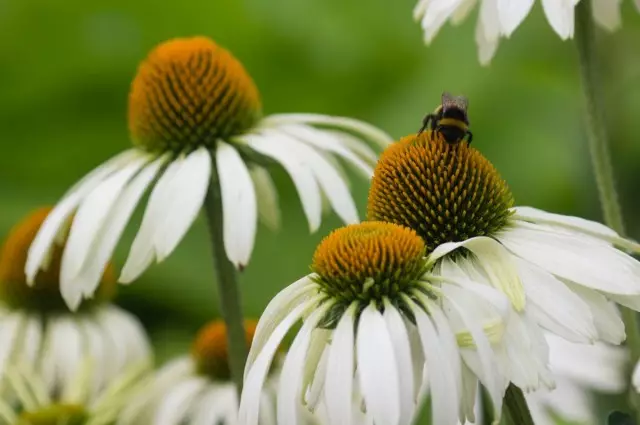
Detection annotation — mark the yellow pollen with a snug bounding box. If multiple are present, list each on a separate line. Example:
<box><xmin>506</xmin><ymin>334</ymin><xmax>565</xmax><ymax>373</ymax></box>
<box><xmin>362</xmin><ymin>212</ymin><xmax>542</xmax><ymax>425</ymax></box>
<box><xmin>0</xmin><ymin>208</ymin><xmax>116</xmax><ymax>311</ymax></box>
<box><xmin>192</xmin><ymin>319</ymin><xmax>258</xmax><ymax>381</ymax></box>
<box><xmin>18</xmin><ymin>404</ymin><xmax>87</xmax><ymax>425</ymax></box>
<box><xmin>128</xmin><ymin>36</ymin><xmax>262</xmax><ymax>152</ymax></box>
<box><xmin>311</xmin><ymin>222</ymin><xmax>426</xmax><ymax>303</ymax></box>
<box><xmin>367</xmin><ymin>131</ymin><xmax>514</xmax><ymax>254</ymax></box>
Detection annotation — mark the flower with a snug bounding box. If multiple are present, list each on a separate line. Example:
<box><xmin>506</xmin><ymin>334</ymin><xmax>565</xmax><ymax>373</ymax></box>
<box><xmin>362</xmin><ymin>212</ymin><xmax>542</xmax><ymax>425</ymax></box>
<box><xmin>0</xmin><ymin>208</ymin><xmax>151</xmax><ymax>398</ymax></box>
<box><xmin>119</xmin><ymin>319</ymin><xmax>281</xmax><ymax>425</ymax></box>
<box><xmin>367</xmin><ymin>131</ymin><xmax>640</xmax><ymax>390</ymax></box>
<box><xmin>413</xmin><ymin>0</ymin><xmax>634</xmax><ymax>65</ymax></box>
<box><xmin>25</xmin><ymin>36</ymin><xmax>392</xmax><ymax>310</ymax></box>
<box><xmin>0</xmin><ymin>358</ymin><xmax>149</xmax><ymax>425</ymax></box>
<box><xmin>527</xmin><ymin>334</ymin><xmax>627</xmax><ymax>425</ymax></box>
<box><xmin>240</xmin><ymin>221</ymin><xmax>515</xmax><ymax>425</ymax></box>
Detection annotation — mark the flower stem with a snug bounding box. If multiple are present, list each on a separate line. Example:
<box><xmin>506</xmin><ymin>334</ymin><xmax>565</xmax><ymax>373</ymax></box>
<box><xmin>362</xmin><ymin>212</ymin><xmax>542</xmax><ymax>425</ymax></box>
<box><xmin>203</xmin><ymin>158</ymin><xmax>248</xmax><ymax>395</ymax></box>
<box><xmin>504</xmin><ymin>383</ymin><xmax>535</xmax><ymax>425</ymax></box>
<box><xmin>575</xmin><ymin>1</ymin><xmax>640</xmax><ymax>419</ymax></box>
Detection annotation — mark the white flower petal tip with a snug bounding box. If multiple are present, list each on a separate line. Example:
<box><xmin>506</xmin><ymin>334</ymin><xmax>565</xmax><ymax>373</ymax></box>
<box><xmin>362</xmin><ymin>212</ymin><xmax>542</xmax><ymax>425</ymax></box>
<box><xmin>497</xmin><ymin>0</ymin><xmax>535</xmax><ymax>36</ymax></box>
<box><xmin>634</xmin><ymin>361</ymin><xmax>640</xmax><ymax>393</ymax></box>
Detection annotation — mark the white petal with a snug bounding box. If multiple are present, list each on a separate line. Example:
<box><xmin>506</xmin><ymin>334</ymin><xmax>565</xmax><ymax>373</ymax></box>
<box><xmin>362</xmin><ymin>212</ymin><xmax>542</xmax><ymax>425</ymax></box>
<box><xmin>266</xmin><ymin>131</ymin><xmax>358</xmax><ymax>225</ymax></box>
<box><xmin>239</xmin><ymin>296</ymin><xmax>319</xmax><ymax>425</ymax></box>
<box><xmin>498</xmin><ymin>0</ymin><xmax>534</xmax><ymax>36</ymax></box>
<box><xmin>512</xmin><ymin>206</ymin><xmax>640</xmax><ymax>252</ymax></box>
<box><xmin>451</xmin><ymin>0</ymin><xmax>477</xmax><ymax>25</ymax></box>
<box><xmin>430</xmin><ymin>236</ymin><xmax>526</xmax><ymax>311</ymax></box>
<box><xmin>634</xmin><ymin>361</ymin><xmax>640</xmax><ymax>392</ymax></box>
<box><xmin>21</xmin><ymin>315</ymin><xmax>43</xmax><ymax>366</ymax></box>
<box><xmin>247</xmin><ymin>276</ymin><xmax>316</xmax><ymax>378</ymax></box>
<box><xmin>541</xmin><ymin>0</ymin><xmax>577</xmax><ymax>39</ymax></box>
<box><xmin>154</xmin><ymin>147</ymin><xmax>211</xmax><ymax>261</ymax></box>
<box><xmin>413</xmin><ymin>0</ymin><xmax>429</xmax><ymax>20</ymax></box>
<box><xmin>119</xmin><ymin>157</ymin><xmax>183</xmax><ymax>283</ymax></box>
<box><xmin>260</xmin><ymin>113</ymin><xmax>392</xmax><ymax>149</ymax></box>
<box><xmin>498</xmin><ymin>222</ymin><xmax>640</xmax><ymax>295</ymax></box>
<box><xmin>565</xmin><ymin>283</ymin><xmax>625</xmax><ymax>344</ymax></box>
<box><xmin>61</xmin><ymin>154</ymin><xmax>149</xmax><ymax>287</ymax></box>
<box><xmin>47</xmin><ymin>317</ymin><xmax>84</xmax><ymax>395</ymax></box>
<box><xmin>421</xmin><ymin>0</ymin><xmax>467</xmax><ymax>43</ymax></box>
<box><xmin>459</xmin><ymin>363</ymin><xmax>479</xmax><ymax>423</ymax></box>
<box><xmin>278</xmin><ymin>124</ymin><xmax>373</xmax><ymax>177</ymax></box>
<box><xmin>475</xmin><ymin>0</ymin><xmax>501</xmax><ymax>65</ymax></box>
<box><xmin>357</xmin><ymin>304</ymin><xmax>400</xmax><ymax>425</ymax></box>
<box><xmin>154</xmin><ymin>377</ymin><xmax>208</xmax><ymax>425</ymax></box>
<box><xmin>326</xmin><ymin>130</ymin><xmax>379</xmax><ymax>165</ymax></box>
<box><xmin>0</xmin><ymin>313</ymin><xmax>22</xmax><ymax>378</ymax></box>
<box><xmin>191</xmin><ymin>386</ymin><xmax>237</xmax><ymax>425</ymax></box>
<box><xmin>97</xmin><ymin>306</ymin><xmax>151</xmax><ymax>363</ymax></box>
<box><xmin>246</xmin><ymin>133</ymin><xmax>322</xmax><ymax>232</ymax></box>
<box><xmin>78</xmin><ymin>318</ymin><xmax>108</xmax><ymax>397</ymax></box>
<box><xmin>277</xmin><ymin>306</ymin><xmax>326</xmax><ymax>425</ymax></box>
<box><xmin>217</xmin><ymin>143</ymin><xmax>258</xmax><ymax>268</ymax></box>
<box><xmin>250</xmin><ymin>167</ymin><xmax>281</xmax><ymax>231</ymax></box>
<box><xmin>411</xmin><ymin>302</ymin><xmax>459</xmax><ymax>425</ymax></box>
<box><xmin>383</xmin><ymin>301</ymin><xmax>415</xmax><ymax>425</ymax></box>
<box><xmin>442</xmin><ymin>293</ymin><xmax>503</xmax><ymax>420</ymax></box>
<box><xmin>25</xmin><ymin>150</ymin><xmax>138</xmax><ymax>284</ymax></box>
<box><xmin>592</xmin><ymin>0</ymin><xmax>622</xmax><ymax>31</ymax></box>
<box><xmin>325</xmin><ymin>304</ymin><xmax>356</xmax><ymax>425</ymax></box>
<box><xmin>515</xmin><ymin>258</ymin><xmax>597</xmax><ymax>343</ymax></box>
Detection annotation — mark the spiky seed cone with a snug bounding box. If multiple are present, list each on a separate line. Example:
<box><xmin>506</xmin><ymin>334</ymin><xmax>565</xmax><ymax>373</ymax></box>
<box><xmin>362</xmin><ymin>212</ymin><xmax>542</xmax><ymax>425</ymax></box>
<box><xmin>367</xmin><ymin>132</ymin><xmax>514</xmax><ymax>254</ymax></box>
<box><xmin>128</xmin><ymin>37</ymin><xmax>262</xmax><ymax>152</ymax></box>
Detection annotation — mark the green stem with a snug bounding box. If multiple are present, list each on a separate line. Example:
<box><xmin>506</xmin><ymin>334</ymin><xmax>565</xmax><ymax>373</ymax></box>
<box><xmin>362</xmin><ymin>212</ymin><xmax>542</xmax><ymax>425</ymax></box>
<box><xmin>504</xmin><ymin>383</ymin><xmax>535</xmax><ymax>425</ymax></box>
<box><xmin>575</xmin><ymin>1</ymin><xmax>640</xmax><ymax>420</ymax></box>
<box><xmin>203</xmin><ymin>158</ymin><xmax>248</xmax><ymax>395</ymax></box>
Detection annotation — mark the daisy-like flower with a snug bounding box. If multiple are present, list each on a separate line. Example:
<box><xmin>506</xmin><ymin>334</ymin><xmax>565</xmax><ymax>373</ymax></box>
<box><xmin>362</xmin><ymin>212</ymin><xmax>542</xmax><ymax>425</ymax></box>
<box><xmin>119</xmin><ymin>319</ymin><xmax>280</xmax><ymax>425</ymax></box>
<box><xmin>0</xmin><ymin>359</ymin><xmax>149</xmax><ymax>425</ymax></box>
<box><xmin>414</xmin><ymin>0</ymin><xmax>638</xmax><ymax>65</ymax></box>
<box><xmin>527</xmin><ymin>334</ymin><xmax>627</xmax><ymax>425</ymax></box>
<box><xmin>25</xmin><ymin>36</ymin><xmax>391</xmax><ymax>310</ymax></box>
<box><xmin>367</xmin><ymin>131</ymin><xmax>640</xmax><ymax>391</ymax></box>
<box><xmin>0</xmin><ymin>208</ymin><xmax>151</xmax><ymax>398</ymax></box>
<box><xmin>240</xmin><ymin>221</ymin><xmax>517</xmax><ymax>425</ymax></box>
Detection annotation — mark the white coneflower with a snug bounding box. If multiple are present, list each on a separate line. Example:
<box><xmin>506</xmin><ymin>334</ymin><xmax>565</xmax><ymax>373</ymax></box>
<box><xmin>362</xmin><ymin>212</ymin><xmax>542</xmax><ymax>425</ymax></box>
<box><xmin>118</xmin><ymin>319</ymin><xmax>281</xmax><ymax>425</ymax></box>
<box><xmin>367</xmin><ymin>131</ymin><xmax>640</xmax><ymax>391</ymax></box>
<box><xmin>0</xmin><ymin>208</ymin><xmax>151</xmax><ymax>399</ymax></box>
<box><xmin>527</xmin><ymin>334</ymin><xmax>627</xmax><ymax>425</ymax></box>
<box><xmin>0</xmin><ymin>359</ymin><xmax>149</xmax><ymax>425</ymax></box>
<box><xmin>413</xmin><ymin>0</ymin><xmax>634</xmax><ymax>65</ymax></box>
<box><xmin>240</xmin><ymin>221</ymin><xmax>514</xmax><ymax>425</ymax></box>
<box><xmin>24</xmin><ymin>36</ymin><xmax>391</xmax><ymax>310</ymax></box>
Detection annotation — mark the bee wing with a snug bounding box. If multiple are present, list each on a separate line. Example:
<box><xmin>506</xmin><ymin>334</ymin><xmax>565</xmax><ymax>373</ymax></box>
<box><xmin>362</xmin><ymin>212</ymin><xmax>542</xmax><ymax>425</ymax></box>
<box><xmin>441</xmin><ymin>92</ymin><xmax>469</xmax><ymax>112</ymax></box>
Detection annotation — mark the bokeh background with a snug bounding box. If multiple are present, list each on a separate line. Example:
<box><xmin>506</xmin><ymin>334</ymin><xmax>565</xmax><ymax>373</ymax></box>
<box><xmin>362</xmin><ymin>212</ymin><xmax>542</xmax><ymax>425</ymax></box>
<box><xmin>2</xmin><ymin>0</ymin><xmax>640</xmax><ymax>406</ymax></box>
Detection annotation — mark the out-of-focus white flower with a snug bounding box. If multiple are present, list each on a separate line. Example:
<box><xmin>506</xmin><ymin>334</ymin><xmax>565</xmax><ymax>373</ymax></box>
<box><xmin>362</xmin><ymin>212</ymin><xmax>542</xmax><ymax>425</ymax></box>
<box><xmin>368</xmin><ymin>131</ymin><xmax>640</xmax><ymax>392</ymax></box>
<box><xmin>527</xmin><ymin>334</ymin><xmax>627</xmax><ymax>425</ymax></box>
<box><xmin>240</xmin><ymin>221</ymin><xmax>514</xmax><ymax>425</ymax></box>
<box><xmin>0</xmin><ymin>208</ymin><xmax>151</xmax><ymax>399</ymax></box>
<box><xmin>25</xmin><ymin>36</ymin><xmax>392</xmax><ymax>310</ymax></box>
<box><xmin>0</xmin><ymin>359</ymin><xmax>149</xmax><ymax>425</ymax></box>
<box><xmin>413</xmin><ymin>0</ymin><xmax>629</xmax><ymax>65</ymax></box>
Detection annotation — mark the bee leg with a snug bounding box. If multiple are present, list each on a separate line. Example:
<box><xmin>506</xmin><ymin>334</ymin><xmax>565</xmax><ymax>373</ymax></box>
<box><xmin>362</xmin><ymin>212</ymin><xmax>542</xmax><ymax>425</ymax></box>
<box><xmin>418</xmin><ymin>114</ymin><xmax>436</xmax><ymax>135</ymax></box>
<box><xmin>465</xmin><ymin>130</ymin><xmax>473</xmax><ymax>145</ymax></box>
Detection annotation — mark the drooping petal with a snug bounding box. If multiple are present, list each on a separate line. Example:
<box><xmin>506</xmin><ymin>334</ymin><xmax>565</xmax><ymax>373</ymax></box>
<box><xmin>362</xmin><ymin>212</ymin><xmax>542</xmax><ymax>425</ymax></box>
<box><xmin>239</xmin><ymin>296</ymin><xmax>320</xmax><ymax>425</ymax></box>
<box><xmin>356</xmin><ymin>304</ymin><xmax>400</xmax><ymax>425</ymax></box>
<box><xmin>325</xmin><ymin>304</ymin><xmax>356</xmax><ymax>425</ymax></box>
<box><xmin>246</xmin><ymin>133</ymin><xmax>322</xmax><ymax>232</ymax></box>
<box><xmin>430</xmin><ymin>236</ymin><xmax>526</xmax><ymax>311</ymax></box>
<box><xmin>420</xmin><ymin>0</ymin><xmax>468</xmax><ymax>43</ymax></box>
<box><xmin>260</xmin><ymin>113</ymin><xmax>393</xmax><ymax>150</ymax></box>
<box><xmin>383</xmin><ymin>301</ymin><xmax>416</xmax><ymax>425</ymax></box>
<box><xmin>475</xmin><ymin>0</ymin><xmax>501</xmax><ymax>65</ymax></box>
<box><xmin>154</xmin><ymin>147</ymin><xmax>211</xmax><ymax>261</ymax></box>
<box><xmin>250</xmin><ymin>167</ymin><xmax>281</xmax><ymax>231</ymax></box>
<box><xmin>247</xmin><ymin>276</ymin><xmax>316</xmax><ymax>377</ymax></box>
<box><xmin>541</xmin><ymin>0</ymin><xmax>577</xmax><ymax>39</ymax></box>
<box><xmin>277</xmin><ymin>124</ymin><xmax>373</xmax><ymax>177</ymax></box>
<box><xmin>592</xmin><ymin>0</ymin><xmax>622</xmax><ymax>31</ymax></box>
<box><xmin>217</xmin><ymin>142</ymin><xmax>258</xmax><ymax>269</ymax></box>
<box><xmin>451</xmin><ymin>0</ymin><xmax>477</xmax><ymax>25</ymax></box>
<box><xmin>497</xmin><ymin>0</ymin><xmax>534</xmax><ymax>36</ymax></box>
<box><xmin>25</xmin><ymin>150</ymin><xmax>139</xmax><ymax>284</ymax></box>
<box><xmin>277</xmin><ymin>306</ymin><xmax>326</xmax><ymax>425</ymax></box>
<box><xmin>411</xmin><ymin>301</ymin><xmax>459</xmax><ymax>425</ymax></box>
<box><xmin>634</xmin><ymin>361</ymin><xmax>640</xmax><ymax>392</ymax></box>
<box><xmin>154</xmin><ymin>377</ymin><xmax>208</xmax><ymax>425</ymax></box>
<box><xmin>498</xmin><ymin>222</ymin><xmax>640</xmax><ymax>295</ymax></box>
<box><xmin>512</xmin><ymin>206</ymin><xmax>640</xmax><ymax>252</ymax></box>
<box><xmin>0</xmin><ymin>313</ymin><xmax>22</xmax><ymax>379</ymax></box>
<box><xmin>515</xmin><ymin>258</ymin><xmax>597</xmax><ymax>343</ymax></box>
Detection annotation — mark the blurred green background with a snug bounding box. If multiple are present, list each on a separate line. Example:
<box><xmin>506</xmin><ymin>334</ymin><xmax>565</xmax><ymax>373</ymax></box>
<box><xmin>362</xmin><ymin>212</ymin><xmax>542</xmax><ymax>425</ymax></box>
<box><xmin>2</xmin><ymin>0</ymin><xmax>640</xmax><ymax>379</ymax></box>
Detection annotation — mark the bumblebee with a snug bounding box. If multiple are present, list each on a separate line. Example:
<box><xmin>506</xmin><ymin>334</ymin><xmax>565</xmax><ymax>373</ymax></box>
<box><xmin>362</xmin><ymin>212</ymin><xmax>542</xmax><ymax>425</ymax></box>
<box><xmin>418</xmin><ymin>92</ymin><xmax>472</xmax><ymax>145</ymax></box>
